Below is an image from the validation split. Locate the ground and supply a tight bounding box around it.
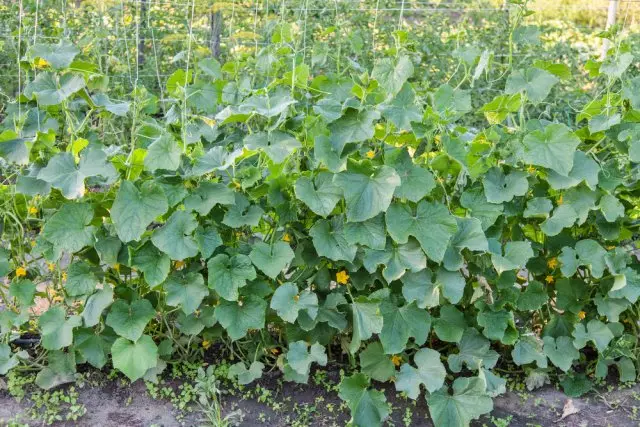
[0,365,639,427]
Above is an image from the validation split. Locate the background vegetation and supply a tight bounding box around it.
[0,0,639,426]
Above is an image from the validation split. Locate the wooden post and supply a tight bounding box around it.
[601,0,619,59]
[209,7,223,58]
[138,0,148,66]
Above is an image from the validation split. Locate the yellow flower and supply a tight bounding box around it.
[61,271,67,281]
[202,340,212,350]
[47,262,56,272]
[34,57,49,68]
[336,270,349,285]
[28,206,38,215]
[293,295,300,302]
[15,267,27,278]
[270,347,280,355]
[545,275,554,284]
[53,295,63,303]
[366,150,375,159]
[114,263,120,272]
[391,355,402,367]
[547,257,558,270]
[578,311,586,320]
[283,233,292,242]
[174,260,185,269]
[527,165,536,174]
[30,240,36,247]
[557,195,563,205]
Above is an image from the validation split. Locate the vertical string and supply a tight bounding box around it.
[150,0,165,106]
[33,0,40,44]
[17,0,23,135]
[182,0,196,149]
[135,0,140,85]
[372,0,380,59]
[333,0,340,74]
[253,0,260,58]
[302,0,309,67]
[120,0,133,87]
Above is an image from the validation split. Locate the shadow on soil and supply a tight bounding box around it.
[0,366,639,427]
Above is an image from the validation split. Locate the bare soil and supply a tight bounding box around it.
[1,366,639,427]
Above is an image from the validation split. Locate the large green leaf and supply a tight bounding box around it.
[443,217,488,271]
[511,335,547,368]
[38,149,116,199]
[449,328,500,372]
[39,306,82,350]
[505,68,558,104]
[482,167,528,204]
[249,241,294,279]
[165,271,208,315]
[328,109,380,154]
[294,172,342,217]
[490,241,534,274]
[228,361,264,385]
[477,308,518,344]
[131,242,171,287]
[244,131,301,163]
[363,239,426,282]
[144,135,182,172]
[384,147,435,203]
[65,261,100,296]
[270,283,318,323]
[521,124,581,176]
[27,39,79,69]
[460,188,503,230]
[572,319,614,352]
[0,344,23,375]
[344,214,387,250]
[372,55,414,96]
[207,253,256,301]
[427,377,493,427]
[543,336,578,372]
[42,203,96,255]
[395,348,447,399]
[309,216,357,262]
[339,373,389,427]
[380,83,423,130]
[401,269,440,309]
[214,296,266,340]
[183,182,234,215]
[75,328,111,369]
[151,211,199,261]
[111,335,158,382]
[286,341,327,376]
[25,72,85,106]
[386,200,458,263]
[222,193,264,228]
[82,288,113,327]
[559,239,607,278]
[350,297,384,354]
[106,299,156,341]
[191,147,241,176]
[434,305,466,343]
[333,162,400,222]
[360,342,395,382]
[0,130,29,165]
[379,301,430,354]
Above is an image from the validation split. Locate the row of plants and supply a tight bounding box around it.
[1,1,639,426]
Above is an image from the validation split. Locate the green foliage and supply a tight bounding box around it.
[1,4,640,425]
